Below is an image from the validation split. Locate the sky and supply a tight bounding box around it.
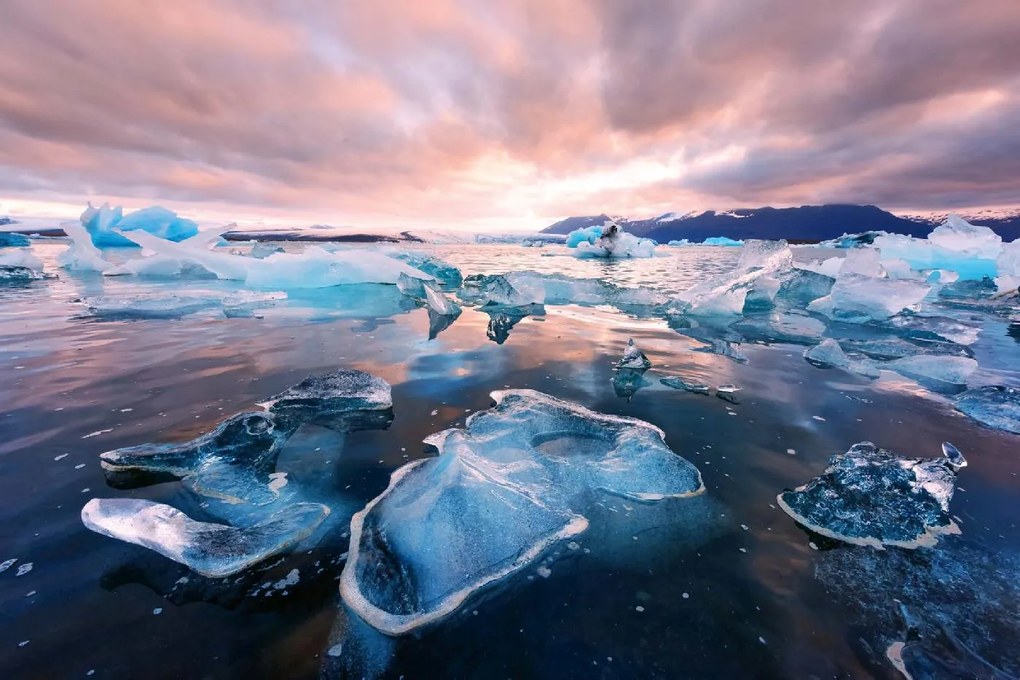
[1,0,1019,231]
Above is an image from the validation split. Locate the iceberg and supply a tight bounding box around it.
[119,230,429,289]
[81,498,329,578]
[954,385,1020,434]
[0,232,31,247]
[701,236,744,246]
[617,338,652,369]
[80,202,199,248]
[873,215,1001,281]
[571,221,655,258]
[340,390,703,635]
[564,225,603,248]
[777,441,961,549]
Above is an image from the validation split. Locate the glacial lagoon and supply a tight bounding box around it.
[2,234,1019,679]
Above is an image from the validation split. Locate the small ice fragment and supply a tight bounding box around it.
[941,442,967,469]
[812,416,826,422]
[716,385,741,404]
[635,605,645,612]
[0,558,16,573]
[567,541,580,551]
[153,608,163,615]
[75,464,85,469]
[82,429,113,439]
[759,637,767,645]
[786,449,796,455]
[660,377,710,394]
[267,472,288,493]
[740,524,749,531]
[54,454,68,461]
[16,562,33,576]
[25,590,36,597]
[326,644,344,658]
[537,566,552,578]
[617,338,652,369]
[18,640,29,648]
[682,592,689,599]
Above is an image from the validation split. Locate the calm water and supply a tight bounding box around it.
[1,241,1018,679]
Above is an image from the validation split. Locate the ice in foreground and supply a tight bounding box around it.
[617,338,652,369]
[954,385,1020,434]
[778,441,962,549]
[81,499,329,577]
[99,370,391,504]
[340,390,703,635]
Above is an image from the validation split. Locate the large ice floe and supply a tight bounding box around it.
[340,389,703,635]
[568,220,656,258]
[873,215,1001,281]
[778,441,964,549]
[81,499,329,578]
[84,369,393,576]
[78,202,199,248]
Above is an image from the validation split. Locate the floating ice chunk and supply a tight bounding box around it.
[808,274,930,322]
[928,215,1002,259]
[777,441,961,549]
[660,377,710,394]
[58,219,112,272]
[461,274,544,307]
[340,390,703,635]
[617,338,652,369]
[81,202,199,248]
[702,237,743,246]
[572,221,655,258]
[954,386,1020,434]
[819,231,886,248]
[0,248,46,281]
[838,248,885,277]
[423,282,461,318]
[118,230,429,289]
[667,239,690,246]
[565,225,603,248]
[261,368,393,432]
[803,339,880,378]
[483,307,540,344]
[886,355,977,386]
[716,384,740,404]
[0,232,31,247]
[995,239,1020,296]
[673,240,792,316]
[80,290,283,320]
[390,252,462,287]
[874,216,1001,281]
[81,498,328,577]
[941,442,967,469]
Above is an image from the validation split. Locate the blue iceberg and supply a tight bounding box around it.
[81,202,199,248]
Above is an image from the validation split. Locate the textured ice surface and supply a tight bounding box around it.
[81,202,199,248]
[673,240,793,315]
[954,385,1020,434]
[572,222,655,258]
[100,370,392,504]
[422,282,461,317]
[803,339,880,378]
[119,230,428,289]
[460,273,544,307]
[0,232,31,247]
[874,215,1002,281]
[660,376,710,394]
[995,239,1020,295]
[617,338,652,369]
[390,252,462,287]
[702,236,743,246]
[886,354,977,386]
[611,368,649,399]
[81,498,328,577]
[808,273,930,322]
[778,441,960,548]
[340,390,703,635]
[80,291,283,320]
[564,225,603,248]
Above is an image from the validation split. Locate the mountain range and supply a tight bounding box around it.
[541,205,1020,243]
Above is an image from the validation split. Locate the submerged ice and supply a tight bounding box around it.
[340,390,703,635]
[778,441,962,549]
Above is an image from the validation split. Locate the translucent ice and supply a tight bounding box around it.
[673,240,793,316]
[954,386,1020,434]
[617,338,652,369]
[422,283,461,318]
[119,230,429,289]
[81,202,199,248]
[803,339,880,378]
[80,291,283,320]
[565,225,603,248]
[390,252,463,287]
[81,498,328,577]
[778,441,961,549]
[886,354,977,386]
[572,221,655,258]
[873,215,1002,281]
[100,370,392,504]
[340,390,703,635]
[702,236,744,246]
[0,232,31,247]
[660,377,710,394]
[995,239,1020,296]
[808,273,930,322]
[460,273,544,308]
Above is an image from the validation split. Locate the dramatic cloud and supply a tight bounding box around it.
[0,0,1018,229]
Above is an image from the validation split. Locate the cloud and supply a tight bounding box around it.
[0,0,1017,229]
